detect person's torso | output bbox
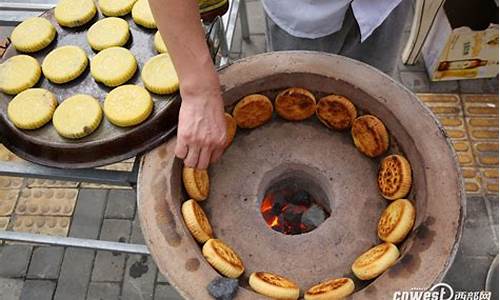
[261,0,403,41]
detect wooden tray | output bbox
[0,8,181,169]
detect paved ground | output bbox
[0,0,498,299]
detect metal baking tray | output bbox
[0,8,180,169]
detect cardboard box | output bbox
[422,0,499,81]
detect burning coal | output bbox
[260,180,329,235]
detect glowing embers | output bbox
[260,177,330,235]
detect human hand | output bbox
[175,85,227,169]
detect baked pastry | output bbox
[10,17,56,53]
[232,94,273,129]
[378,154,412,200]
[202,239,244,278]
[182,167,209,201]
[249,272,300,300]
[7,88,57,129]
[304,277,355,300]
[224,112,237,148]
[316,94,357,130]
[42,46,88,84]
[87,17,130,51]
[352,242,399,280]
[52,94,102,139]
[154,31,168,53]
[132,0,156,28]
[141,54,179,94]
[0,55,41,95]
[98,0,137,16]
[91,47,137,87]
[275,87,316,121]
[351,115,389,157]
[378,199,415,243]
[103,85,153,127]
[54,0,97,27]
[182,199,214,243]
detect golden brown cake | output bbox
[351,115,389,157]
[202,239,244,278]
[181,199,214,243]
[378,154,412,200]
[352,242,399,280]
[249,272,300,300]
[378,199,416,243]
[275,87,316,121]
[316,94,357,130]
[182,167,209,201]
[224,112,237,148]
[305,277,355,300]
[232,94,273,129]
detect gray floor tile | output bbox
[487,196,498,225]
[485,196,499,246]
[20,280,55,300]
[429,80,460,93]
[245,0,265,35]
[0,245,32,278]
[154,284,183,300]
[105,190,136,219]
[241,34,266,57]
[54,248,95,300]
[461,216,497,257]
[130,215,145,245]
[87,282,121,300]
[0,278,23,300]
[27,246,64,280]
[397,58,426,73]
[70,189,108,239]
[460,78,499,94]
[122,254,157,300]
[156,273,168,283]
[399,71,431,93]
[92,219,131,282]
[99,219,132,242]
[467,197,489,221]
[229,52,242,61]
[92,251,127,282]
[444,250,494,291]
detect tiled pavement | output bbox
[0,0,499,299]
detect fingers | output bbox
[184,146,200,168]
[175,140,188,160]
[210,145,224,164]
[177,140,226,169]
[197,147,212,169]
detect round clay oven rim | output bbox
[137,51,465,300]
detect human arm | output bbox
[148,0,226,169]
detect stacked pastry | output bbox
[181,164,245,280]
[1,0,179,139]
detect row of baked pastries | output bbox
[178,87,416,299]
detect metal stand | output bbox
[0,231,150,254]
[0,159,140,187]
[0,0,249,254]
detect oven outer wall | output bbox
[137,52,465,300]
